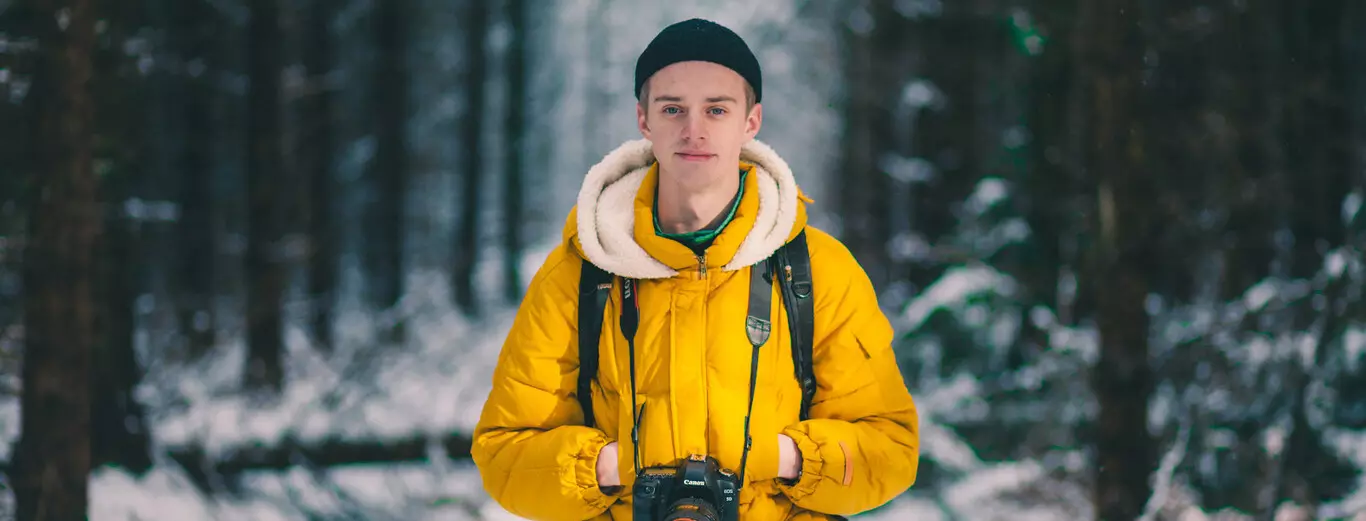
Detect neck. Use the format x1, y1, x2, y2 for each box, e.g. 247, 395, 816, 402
655, 165, 741, 234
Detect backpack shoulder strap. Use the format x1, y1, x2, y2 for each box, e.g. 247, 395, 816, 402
577, 258, 614, 428
777, 230, 816, 421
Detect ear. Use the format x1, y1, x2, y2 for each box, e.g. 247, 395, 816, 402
744, 102, 763, 140
637, 102, 652, 139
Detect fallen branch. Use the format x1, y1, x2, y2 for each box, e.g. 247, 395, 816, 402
163, 431, 475, 495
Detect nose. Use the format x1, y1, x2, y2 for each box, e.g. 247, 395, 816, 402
681, 112, 707, 142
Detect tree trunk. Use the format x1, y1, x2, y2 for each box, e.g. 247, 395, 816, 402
0, 5, 35, 266
173, 0, 218, 358
452, 0, 488, 316
303, 0, 337, 350
1021, 0, 1076, 317
1074, 1, 1158, 519
1210, 0, 1282, 303
91, 203, 152, 474
1281, 0, 1352, 279
244, 0, 285, 392
836, 0, 895, 289
367, 0, 408, 342
502, 0, 527, 304
86, 0, 152, 476
13, 0, 97, 518
902, 10, 991, 291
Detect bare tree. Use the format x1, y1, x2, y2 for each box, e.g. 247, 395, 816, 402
1074, 1, 1158, 518
173, 0, 219, 357
12, 0, 98, 517
503, 0, 527, 304
366, 0, 409, 342
91, 186, 152, 475
88, 0, 153, 475
245, 0, 286, 391
835, 0, 895, 289
452, 0, 489, 316
1021, 0, 1079, 320
303, 0, 338, 350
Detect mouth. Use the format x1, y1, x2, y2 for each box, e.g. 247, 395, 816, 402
675, 152, 715, 162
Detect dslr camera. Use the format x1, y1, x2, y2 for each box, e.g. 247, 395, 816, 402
633, 454, 740, 521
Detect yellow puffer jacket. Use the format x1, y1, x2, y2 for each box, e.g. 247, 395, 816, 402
472, 138, 919, 520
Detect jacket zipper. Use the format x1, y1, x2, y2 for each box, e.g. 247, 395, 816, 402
697, 253, 707, 278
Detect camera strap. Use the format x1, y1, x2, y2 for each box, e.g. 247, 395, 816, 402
620, 278, 645, 478
738, 258, 773, 485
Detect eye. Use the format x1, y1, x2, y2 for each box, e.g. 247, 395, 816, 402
709, 107, 726, 116
663, 106, 681, 115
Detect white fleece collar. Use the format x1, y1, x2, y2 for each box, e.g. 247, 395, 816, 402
575, 138, 800, 279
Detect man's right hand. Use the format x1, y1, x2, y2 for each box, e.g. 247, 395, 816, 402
597, 441, 621, 488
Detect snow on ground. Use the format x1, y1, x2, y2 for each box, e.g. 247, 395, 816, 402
62, 460, 1366, 521
87, 459, 524, 521
143, 238, 562, 460
80, 462, 1103, 521
146, 302, 512, 458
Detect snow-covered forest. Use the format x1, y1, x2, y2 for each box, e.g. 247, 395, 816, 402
1, 0, 1364, 519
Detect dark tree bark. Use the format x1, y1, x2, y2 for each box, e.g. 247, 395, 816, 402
91, 202, 152, 475
1074, 1, 1158, 519
1279, 0, 1354, 280
303, 0, 338, 350
835, 0, 896, 289
1213, 0, 1283, 303
13, 0, 98, 518
244, 0, 286, 391
1021, 0, 1077, 318
88, 0, 152, 475
366, 0, 408, 342
453, 0, 488, 316
901, 11, 993, 290
0, 7, 33, 248
502, 0, 527, 304
173, 0, 218, 358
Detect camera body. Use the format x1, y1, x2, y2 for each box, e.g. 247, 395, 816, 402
632, 453, 740, 521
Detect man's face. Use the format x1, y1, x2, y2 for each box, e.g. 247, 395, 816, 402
636, 61, 762, 190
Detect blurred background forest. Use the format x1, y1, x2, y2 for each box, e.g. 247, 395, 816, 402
2, 0, 1365, 519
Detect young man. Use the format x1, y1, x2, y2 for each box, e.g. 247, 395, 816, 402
472, 18, 919, 520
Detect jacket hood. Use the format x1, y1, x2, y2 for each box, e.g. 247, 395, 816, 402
562, 138, 809, 279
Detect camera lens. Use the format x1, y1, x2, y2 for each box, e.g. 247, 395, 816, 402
662, 497, 721, 521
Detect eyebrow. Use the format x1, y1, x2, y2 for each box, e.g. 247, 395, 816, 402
651, 95, 739, 104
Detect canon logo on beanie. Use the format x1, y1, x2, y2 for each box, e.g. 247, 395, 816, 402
634, 18, 763, 104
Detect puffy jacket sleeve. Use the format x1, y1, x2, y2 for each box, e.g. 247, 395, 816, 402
777, 235, 920, 516
471, 248, 621, 520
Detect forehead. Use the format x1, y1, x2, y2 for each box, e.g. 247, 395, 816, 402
646, 61, 747, 101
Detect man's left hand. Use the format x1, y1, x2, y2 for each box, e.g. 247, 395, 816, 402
777, 433, 802, 480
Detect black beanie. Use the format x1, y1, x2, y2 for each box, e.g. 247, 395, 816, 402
634, 18, 762, 104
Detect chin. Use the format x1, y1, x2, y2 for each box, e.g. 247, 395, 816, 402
662, 162, 726, 189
